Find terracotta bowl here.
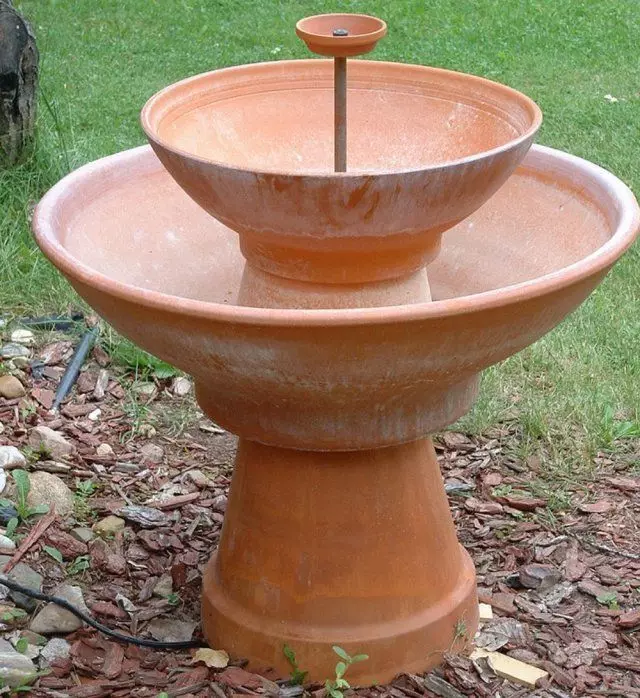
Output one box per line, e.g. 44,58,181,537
295,13,387,57
33,144,638,451
33,144,638,682
141,60,542,285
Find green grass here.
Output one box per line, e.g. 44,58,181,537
3,0,640,475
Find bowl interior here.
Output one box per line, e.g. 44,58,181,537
143,60,540,175
53,146,612,306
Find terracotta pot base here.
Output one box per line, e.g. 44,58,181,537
201,438,478,684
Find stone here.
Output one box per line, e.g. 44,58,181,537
0,343,30,359
519,564,562,592
0,375,26,399
0,445,27,470
10,329,35,346
96,443,113,457
186,469,210,488
11,356,30,369
0,638,37,688
41,637,71,663
71,526,95,543
133,382,157,399
28,426,74,459
30,584,89,634
26,472,74,517
92,515,125,538
0,556,44,612
478,603,494,621
0,534,16,550
148,618,197,643
138,423,156,438
87,408,101,421
171,376,192,397
152,574,173,598
140,442,164,464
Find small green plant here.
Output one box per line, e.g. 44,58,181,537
73,479,98,523
324,646,368,698
67,555,91,577
1,608,28,623
0,470,49,533
155,693,170,698
167,592,181,607
596,591,619,610
43,545,64,564
283,644,308,685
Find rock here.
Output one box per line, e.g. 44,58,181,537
11,356,30,369
618,609,640,628
30,584,89,634
0,534,16,550
70,527,95,544
140,443,163,464
138,423,156,438
96,443,113,457
44,529,88,559
0,556,44,612
171,376,192,397
0,343,30,359
41,638,71,663
0,445,27,470
152,574,173,598
29,426,74,459
133,382,157,399
92,516,125,538
19,630,46,646
10,329,34,346
148,618,197,643
116,505,169,528
0,638,37,688
93,369,109,400
26,472,74,517
87,408,101,422
0,375,26,399
519,564,562,592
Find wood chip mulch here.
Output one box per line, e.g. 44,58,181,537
0,331,639,698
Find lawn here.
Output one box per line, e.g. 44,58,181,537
3,0,640,480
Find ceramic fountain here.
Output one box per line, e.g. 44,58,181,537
33,13,639,685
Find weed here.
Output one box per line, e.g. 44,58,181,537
325,646,368,698
73,479,98,523
43,545,64,564
596,591,619,610
67,555,91,577
167,592,182,607
1,608,28,624
283,644,308,685
0,470,49,537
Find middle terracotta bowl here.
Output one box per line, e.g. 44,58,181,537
141,60,541,284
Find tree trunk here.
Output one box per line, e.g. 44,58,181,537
0,0,38,166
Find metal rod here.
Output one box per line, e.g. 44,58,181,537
333,28,348,172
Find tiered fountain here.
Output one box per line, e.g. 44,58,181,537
34,13,638,685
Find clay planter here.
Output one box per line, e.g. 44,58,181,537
141,59,541,308
33,144,639,683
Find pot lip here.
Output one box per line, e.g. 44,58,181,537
33,143,640,329
140,59,542,180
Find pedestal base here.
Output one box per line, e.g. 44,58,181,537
201,438,478,684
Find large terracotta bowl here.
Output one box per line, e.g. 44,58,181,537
141,60,542,288
33,144,639,683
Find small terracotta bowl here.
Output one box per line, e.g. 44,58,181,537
295,13,387,57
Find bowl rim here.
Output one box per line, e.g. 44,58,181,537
33,144,639,328
140,58,542,179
